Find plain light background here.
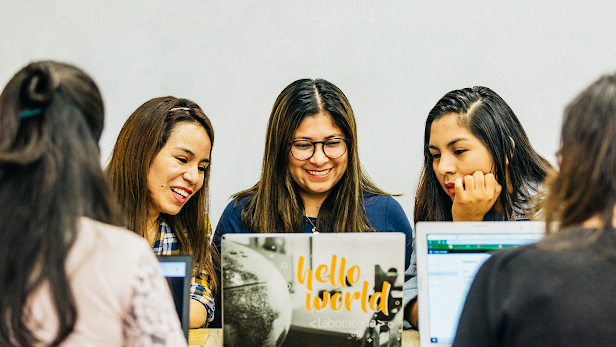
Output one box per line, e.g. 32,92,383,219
2,1,616,229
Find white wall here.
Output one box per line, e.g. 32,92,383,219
2,1,616,228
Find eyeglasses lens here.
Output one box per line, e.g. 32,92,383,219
291,140,347,160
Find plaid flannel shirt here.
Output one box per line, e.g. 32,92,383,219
152,219,215,326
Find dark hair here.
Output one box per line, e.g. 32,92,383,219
415,86,552,222
544,73,616,233
106,96,219,292
0,61,119,346
235,78,388,233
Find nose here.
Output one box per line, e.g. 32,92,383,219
182,164,200,186
309,143,329,166
435,153,456,176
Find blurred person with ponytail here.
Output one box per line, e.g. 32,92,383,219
0,61,185,346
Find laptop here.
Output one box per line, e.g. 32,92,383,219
157,254,192,340
221,233,406,347
416,221,545,347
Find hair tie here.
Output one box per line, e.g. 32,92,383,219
169,107,190,112
20,108,43,119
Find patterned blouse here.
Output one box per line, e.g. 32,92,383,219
151,219,215,326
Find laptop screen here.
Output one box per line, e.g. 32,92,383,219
415,221,545,347
425,232,543,344
157,255,192,340
221,233,406,347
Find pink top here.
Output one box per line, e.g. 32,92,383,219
26,217,187,347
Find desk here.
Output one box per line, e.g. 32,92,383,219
189,329,419,347
402,329,420,347
188,328,222,347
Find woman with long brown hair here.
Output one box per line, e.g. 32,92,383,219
107,97,219,328
415,86,552,223
214,78,414,327
405,86,553,328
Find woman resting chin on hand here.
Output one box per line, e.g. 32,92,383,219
405,86,553,328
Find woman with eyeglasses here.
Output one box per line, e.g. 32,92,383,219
214,77,414,321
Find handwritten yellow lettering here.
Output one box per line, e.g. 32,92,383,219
347,265,360,284
297,256,313,290
304,292,330,311
337,256,346,287
331,292,342,311
369,281,391,315
361,281,368,313
345,291,361,311
298,255,386,314
315,264,328,283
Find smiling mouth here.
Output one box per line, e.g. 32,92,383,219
306,168,332,177
171,187,190,198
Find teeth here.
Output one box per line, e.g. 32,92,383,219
308,169,331,176
171,187,189,198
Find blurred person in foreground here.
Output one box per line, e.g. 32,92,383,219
0,61,186,346
454,72,616,346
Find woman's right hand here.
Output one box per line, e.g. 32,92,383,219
451,171,502,221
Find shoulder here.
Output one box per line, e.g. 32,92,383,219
479,242,537,274
75,217,150,254
66,218,162,317
470,227,607,300
533,226,603,258
218,196,249,225
459,226,616,346
476,229,587,281
31,219,165,346
364,193,396,208
363,193,405,217
215,196,253,235
68,218,156,279
222,196,251,216
363,193,412,233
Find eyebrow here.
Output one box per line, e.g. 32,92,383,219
428,137,470,150
176,147,210,163
293,134,345,141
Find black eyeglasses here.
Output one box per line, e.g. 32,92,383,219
289,138,350,161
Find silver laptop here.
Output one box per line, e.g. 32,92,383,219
222,233,406,347
416,221,545,347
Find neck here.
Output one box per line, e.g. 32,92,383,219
583,205,616,228
146,213,160,244
301,192,329,218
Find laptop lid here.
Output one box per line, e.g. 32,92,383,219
157,254,192,341
222,233,406,347
416,221,545,347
